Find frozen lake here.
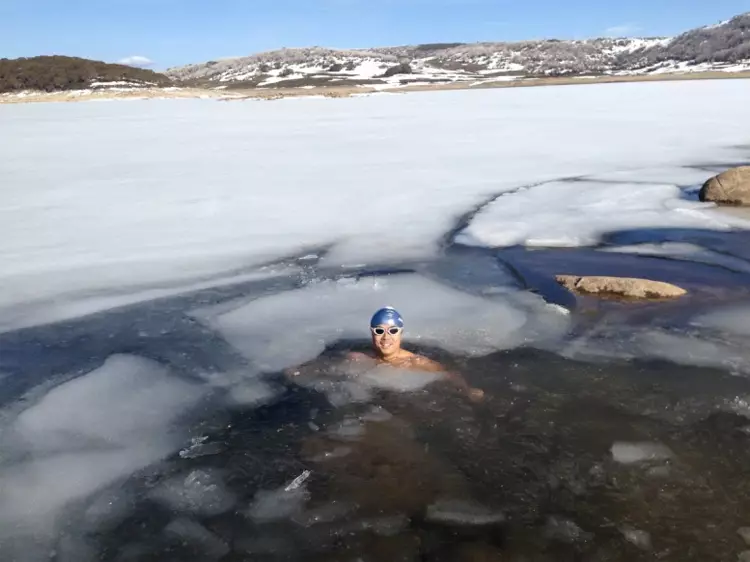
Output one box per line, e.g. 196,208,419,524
2,81,750,561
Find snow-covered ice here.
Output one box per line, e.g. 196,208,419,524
457,179,750,249
2,80,750,333
0,354,206,538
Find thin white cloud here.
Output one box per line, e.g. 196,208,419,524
605,24,642,37
118,55,154,68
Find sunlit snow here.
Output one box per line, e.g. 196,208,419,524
2,80,750,332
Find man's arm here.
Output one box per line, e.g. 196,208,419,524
413,355,485,402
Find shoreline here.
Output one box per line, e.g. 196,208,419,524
2,71,750,105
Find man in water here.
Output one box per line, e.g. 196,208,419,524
289,306,484,402
350,307,484,401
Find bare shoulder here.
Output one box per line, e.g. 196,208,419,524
345,351,374,362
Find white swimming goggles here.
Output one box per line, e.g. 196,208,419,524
371,326,403,336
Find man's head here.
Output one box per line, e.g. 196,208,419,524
369,307,404,358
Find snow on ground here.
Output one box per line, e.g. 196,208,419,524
2,80,750,333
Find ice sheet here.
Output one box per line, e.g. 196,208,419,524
457,179,750,249
190,273,569,374
0,354,206,538
3,80,750,331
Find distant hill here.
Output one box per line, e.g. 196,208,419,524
0,56,173,94
167,11,750,90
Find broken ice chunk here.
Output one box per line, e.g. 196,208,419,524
620,527,652,550
150,469,236,516
179,436,226,459
611,442,673,465
426,499,505,526
544,517,593,543
738,527,750,546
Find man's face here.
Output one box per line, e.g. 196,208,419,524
371,324,403,357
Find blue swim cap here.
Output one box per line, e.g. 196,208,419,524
370,306,404,328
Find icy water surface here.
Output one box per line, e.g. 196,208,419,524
3,83,750,561
3,239,750,562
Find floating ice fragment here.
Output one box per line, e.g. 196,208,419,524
285,470,312,492
150,469,236,516
739,551,750,562
620,527,652,550
544,516,593,543
179,436,226,459
611,442,674,465
426,499,506,526
739,527,750,546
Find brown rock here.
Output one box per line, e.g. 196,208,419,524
555,275,687,299
699,166,750,206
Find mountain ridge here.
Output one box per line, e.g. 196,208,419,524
166,12,750,90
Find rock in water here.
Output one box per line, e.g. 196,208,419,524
699,166,750,206
555,275,687,299
738,527,750,546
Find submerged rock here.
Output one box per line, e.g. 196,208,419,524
555,275,687,299
699,166,750,206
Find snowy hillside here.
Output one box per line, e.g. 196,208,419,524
166,12,750,89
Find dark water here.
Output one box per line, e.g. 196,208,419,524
2,224,750,561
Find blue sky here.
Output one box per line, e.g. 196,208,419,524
1,0,749,70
